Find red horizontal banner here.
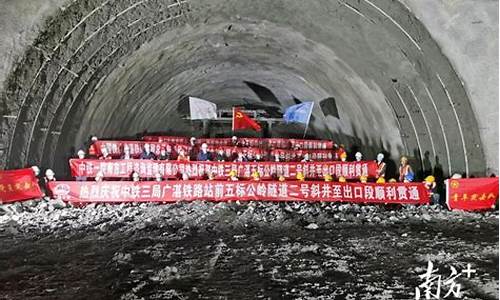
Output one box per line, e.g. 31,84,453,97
289,139,334,150
48,181,429,205
270,149,335,162
69,159,378,180
141,136,334,149
142,136,189,144
446,178,498,211
0,168,43,203
92,141,265,158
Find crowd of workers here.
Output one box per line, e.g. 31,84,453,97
33,135,444,205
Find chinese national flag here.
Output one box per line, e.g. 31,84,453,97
0,168,42,203
232,107,262,132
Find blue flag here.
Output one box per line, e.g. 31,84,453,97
283,102,314,124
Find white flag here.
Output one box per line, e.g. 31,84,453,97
189,97,217,120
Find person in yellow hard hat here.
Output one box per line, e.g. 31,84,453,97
251,170,261,181
296,172,305,181
339,152,347,162
228,170,239,181
338,176,346,183
376,177,385,184
359,175,368,183
424,175,440,205
324,174,333,182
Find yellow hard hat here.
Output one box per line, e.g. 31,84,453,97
279,175,286,182
376,177,386,184
359,175,368,183
388,178,397,183
340,152,347,159
324,174,333,182
338,176,346,183
296,172,305,181
424,175,435,183
251,171,260,178
229,170,237,177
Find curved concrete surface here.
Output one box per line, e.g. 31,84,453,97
0,0,496,177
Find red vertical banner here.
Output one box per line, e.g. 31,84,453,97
0,168,43,203
446,178,499,211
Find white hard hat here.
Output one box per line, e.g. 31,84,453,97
232,136,238,140
31,166,40,175
45,169,55,176
77,149,85,155
355,152,363,158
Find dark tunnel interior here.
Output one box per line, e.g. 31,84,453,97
0,0,486,179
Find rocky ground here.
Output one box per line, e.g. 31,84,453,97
0,200,498,299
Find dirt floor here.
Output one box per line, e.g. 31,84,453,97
0,201,498,300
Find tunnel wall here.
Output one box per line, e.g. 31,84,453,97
0,0,496,177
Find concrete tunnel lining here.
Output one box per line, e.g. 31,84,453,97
0,0,489,179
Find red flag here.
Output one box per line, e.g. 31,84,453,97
0,168,42,203
232,107,262,131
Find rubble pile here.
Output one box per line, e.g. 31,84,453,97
1,200,497,235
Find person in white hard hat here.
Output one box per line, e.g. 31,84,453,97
77,149,86,159
355,152,363,162
31,166,40,177
375,153,386,179
42,169,56,198
231,136,240,146
44,169,56,182
74,150,88,181
197,143,212,161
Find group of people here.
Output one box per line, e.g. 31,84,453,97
77,136,423,183
82,136,358,163
29,135,446,204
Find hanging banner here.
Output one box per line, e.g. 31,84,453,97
289,139,334,150
0,168,43,203
69,159,377,180
446,178,499,211
142,136,189,144
48,181,429,205
141,136,332,150
270,149,334,162
92,141,266,159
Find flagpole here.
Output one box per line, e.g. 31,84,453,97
302,102,314,138
232,107,235,132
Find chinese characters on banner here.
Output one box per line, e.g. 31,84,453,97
69,159,378,180
270,149,335,161
142,137,334,149
142,136,189,144
48,181,429,204
0,168,42,203
93,141,267,158
446,178,498,211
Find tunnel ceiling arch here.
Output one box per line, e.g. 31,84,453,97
0,0,486,177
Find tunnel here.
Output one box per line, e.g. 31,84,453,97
0,0,491,178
